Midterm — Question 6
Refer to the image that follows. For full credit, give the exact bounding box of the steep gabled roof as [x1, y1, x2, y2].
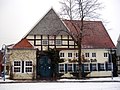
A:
[24, 8, 115, 49]
[13, 38, 34, 49]
[26, 8, 68, 36]
[64, 20, 115, 49]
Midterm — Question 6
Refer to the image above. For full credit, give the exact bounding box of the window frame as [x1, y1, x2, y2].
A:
[56, 39, 62, 45]
[92, 53, 96, 57]
[104, 53, 108, 58]
[84, 64, 89, 71]
[13, 60, 21, 73]
[68, 53, 72, 57]
[67, 64, 73, 72]
[85, 53, 89, 57]
[60, 52, 64, 57]
[25, 61, 33, 73]
[42, 39, 48, 45]
[59, 64, 65, 72]
[91, 64, 97, 71]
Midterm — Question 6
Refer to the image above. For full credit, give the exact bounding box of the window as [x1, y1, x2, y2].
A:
[49, 40, 54, 45]
[76, 53, 78, 57]
[107, 63, 112, 71]
[56, 40, 62, 45]
[26, 61, 32, 66]
[92, 53, 96, 57]
[91, 64, 97, 71]
[68, 53, 72, 57]
[67, 64, 73, 72]
[42, 40, 48, 45]
[85, 53, 89, 57]
[60, 53, 64, 57]
[84, 64, 89, 71]
[25, 61, 32, 73]
[99, 63, 104, 71]
[13, 60, 33, 73]
[104, 53, 108, 57]
[13, 61, 21, 72]
[59, 64, 64, 72]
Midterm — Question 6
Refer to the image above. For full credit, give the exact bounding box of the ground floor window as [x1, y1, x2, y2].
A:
[98, 63, 105, 71]
[91, 64, 97, 71]
[84, 64, 89, 71]
[13, 61, 21, 73]
[59, 64, 64, 72]
[13, 60, 33, 73]
[67, 64, 73, 72]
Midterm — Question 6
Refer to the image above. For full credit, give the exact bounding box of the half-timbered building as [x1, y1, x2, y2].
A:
[8, 8, 116, 79]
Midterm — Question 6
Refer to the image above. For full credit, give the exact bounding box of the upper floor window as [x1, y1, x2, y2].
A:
[42, 40, 48, 45]
[60, 52, 64, 57]
[85, 53, 89, 57]
[104, 53, 108, 57]
[68, 53, 72, 57]
[92, 53, 96, 57]
[56, 40, 62, 45]
[76, 53, 78, 57]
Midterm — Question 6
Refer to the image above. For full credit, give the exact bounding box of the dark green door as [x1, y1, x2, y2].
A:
[38, 56, 52, 78]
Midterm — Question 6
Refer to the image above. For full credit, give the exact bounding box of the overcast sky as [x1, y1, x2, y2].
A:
[0, 0, 120, 48]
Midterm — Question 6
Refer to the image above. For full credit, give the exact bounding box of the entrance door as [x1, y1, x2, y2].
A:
[38, 56, 52, 78]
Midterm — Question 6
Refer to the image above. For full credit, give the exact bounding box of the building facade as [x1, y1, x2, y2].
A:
[116, 35, 120, 75]
[8, 8, 116, 79]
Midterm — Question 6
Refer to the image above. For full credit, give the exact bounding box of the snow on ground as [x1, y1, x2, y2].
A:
[0, 82, 120, 90]
[0, 76, 120, 90]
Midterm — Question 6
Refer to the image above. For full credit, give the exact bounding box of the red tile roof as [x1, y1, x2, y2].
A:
[13, 38, 34, 49]
[63, 20, 115, 49]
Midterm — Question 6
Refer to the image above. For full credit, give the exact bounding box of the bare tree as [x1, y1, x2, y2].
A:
[59, 0, 102, 78]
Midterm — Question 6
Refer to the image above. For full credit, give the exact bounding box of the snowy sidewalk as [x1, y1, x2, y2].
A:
[1, 76, 120, 83]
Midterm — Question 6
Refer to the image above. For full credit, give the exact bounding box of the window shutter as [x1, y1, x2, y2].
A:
[98, 63, 100, 71]
[65, 64, 67, 73]
[90, 63, 92, 72]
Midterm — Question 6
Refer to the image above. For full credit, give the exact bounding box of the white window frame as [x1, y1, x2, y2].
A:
[85, 53, 89, 57]
[67, 64, 73, 72]
[68, 53, 72, 57]
[24, 60, 33, 73]
[92, 53, 96, 57]
[59, 64, 65, 73]
[104, 53, 108, 58]
[60, 52, 64, 57]
[13, 60, 22, 73]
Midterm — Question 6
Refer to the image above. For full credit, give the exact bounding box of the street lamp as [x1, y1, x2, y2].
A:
[109, 49, 115, 79]
[1, 44, 7, 81]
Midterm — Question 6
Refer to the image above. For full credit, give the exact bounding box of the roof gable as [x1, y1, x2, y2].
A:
[13, 38, 34, 49]
[64, 20, 115, 49]
[26, 8, 68, 36]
